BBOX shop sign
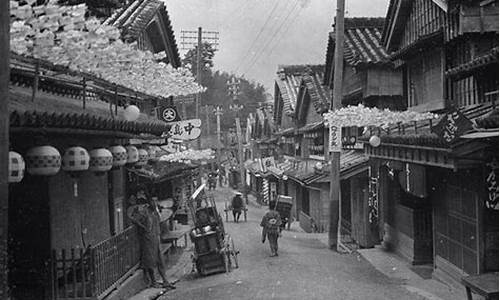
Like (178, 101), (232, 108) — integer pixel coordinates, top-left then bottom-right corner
(432, 109), (473, 144)
(159, 106), (180, 123)
(328, 124), (342, 152)
(368, 174), (379, 224)
(486, 158), (499, 210)
(168, 119), (201, 140)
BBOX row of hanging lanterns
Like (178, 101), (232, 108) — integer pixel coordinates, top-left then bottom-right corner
(8, 144), (158, 183)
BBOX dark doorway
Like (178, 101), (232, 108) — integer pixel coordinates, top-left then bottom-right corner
(8, 175), (51, 300)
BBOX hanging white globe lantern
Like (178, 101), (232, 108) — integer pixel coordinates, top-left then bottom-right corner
(9, 151), (25, 183)
(136, 149), (149, 166)
(62, 146), (90, 173)
(88, 148), (113, 173)
(369, 135), (381, 148)
(109, 145), (127, 167)
(124, 105), (140, 121)
(126, 145), (139, 164)
(26, 145), (61, 176)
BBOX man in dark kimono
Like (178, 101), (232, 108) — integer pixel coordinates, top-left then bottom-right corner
(260, 201), (282, 257)
(132, 188), (176, 289)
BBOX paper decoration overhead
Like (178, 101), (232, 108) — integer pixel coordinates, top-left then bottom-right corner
(10, 0), (205, 98)
(323, 104), (438, 128)
(159, 148), (215, 164)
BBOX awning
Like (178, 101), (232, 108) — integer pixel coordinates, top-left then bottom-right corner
(298, 121), (324, 133)
(284, 150), (368, 185)
(461, 129), (499, 139)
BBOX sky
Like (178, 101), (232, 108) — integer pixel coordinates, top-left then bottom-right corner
(163, 0), (390, 92)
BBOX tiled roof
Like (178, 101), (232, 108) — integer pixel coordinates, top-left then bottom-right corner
(9, 86), (169, 137)
(325, 18), (391, 84)
(297, 72), (330, 117)
(275, 65), (324, 116)
(104, 0), (181, 67)
(445, 47), (499, 78)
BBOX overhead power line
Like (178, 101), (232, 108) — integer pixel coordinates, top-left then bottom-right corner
(241, 0), (301, 76)
(234, 0), (283, 74)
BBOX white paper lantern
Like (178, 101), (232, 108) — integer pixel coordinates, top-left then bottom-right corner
(369, 135), (381, 147)
(9, 151), (25, 183)
(124, 105), (140, 122)
(89, 148), (113, 173)
(26, 145), (61, 176)
(109, 145), (127, 167)
(62, 146), (89, 172)
(136, 149), (149, 166)
(126, 145), (139, 164)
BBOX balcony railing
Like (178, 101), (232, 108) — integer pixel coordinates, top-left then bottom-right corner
(51, 226), (140, 300)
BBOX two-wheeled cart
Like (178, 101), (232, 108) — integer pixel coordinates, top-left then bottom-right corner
(187, 184), (239, 276)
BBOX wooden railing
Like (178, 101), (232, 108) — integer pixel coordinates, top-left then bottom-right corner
(51, 226), (140, 300)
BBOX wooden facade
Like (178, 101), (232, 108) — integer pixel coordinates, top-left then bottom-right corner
(373, 0), (499, 286)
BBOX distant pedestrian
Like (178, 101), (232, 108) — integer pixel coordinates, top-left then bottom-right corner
(131, 187), (176, 289)
(231, 192), (244, 223)
(260, 201), (282, 257)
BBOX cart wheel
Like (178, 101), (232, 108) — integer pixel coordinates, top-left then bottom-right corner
(231, 238), (239, 268)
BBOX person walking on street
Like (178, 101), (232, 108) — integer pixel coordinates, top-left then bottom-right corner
(260, 201), (282, 257)
(131, 187), (176, 289)
(231, 192), (244, 223)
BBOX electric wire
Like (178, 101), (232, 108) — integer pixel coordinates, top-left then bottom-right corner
(241, 0), (301, 76)
(233, 0), (283, 74)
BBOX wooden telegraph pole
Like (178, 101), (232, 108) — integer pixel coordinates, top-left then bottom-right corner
(328, 0), (345, 250)
(180, 28), (219, 150)
(196, 27), (202, 149)
(214, 106), (223, 185)
(0, 0), (9, 296)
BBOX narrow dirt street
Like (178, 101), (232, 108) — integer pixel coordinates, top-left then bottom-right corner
(159, 186), (426, 300)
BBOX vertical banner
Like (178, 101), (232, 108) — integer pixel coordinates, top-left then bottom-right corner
(328, 123), (342, 152)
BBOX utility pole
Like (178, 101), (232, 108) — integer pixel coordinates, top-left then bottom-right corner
(204, 105), (211, 138)
(180, 28), (219, 150)
(214, 106), (223, 185)
(328, 0), (345, 251)
(196, 27), (202, 149)
(227, 77), (246, 200)
(0, 0), (9, 297)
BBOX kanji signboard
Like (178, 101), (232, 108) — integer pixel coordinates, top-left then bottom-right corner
(168, 119), (201, 140)
(432, 109), (473, 144)
(328, 123), (342, 152)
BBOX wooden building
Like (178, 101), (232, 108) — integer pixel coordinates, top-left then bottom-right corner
(363, 0), (499, 286)
(8, 56), (173, 300)
(324, 18), (405, 110)
(323, 18), (402, 245)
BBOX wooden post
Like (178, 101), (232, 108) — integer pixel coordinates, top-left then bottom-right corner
(0, 0), (9, 297)
(215, 107), (223, 185)
(111, 84), (117, 119)
(328, 0), (345, 251)
(31, 60), (40, 102)
(235, 114), (246, 200)
(196, 27), (202, 149)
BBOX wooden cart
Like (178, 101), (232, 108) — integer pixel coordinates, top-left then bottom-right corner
(187, 184), (239, 276)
